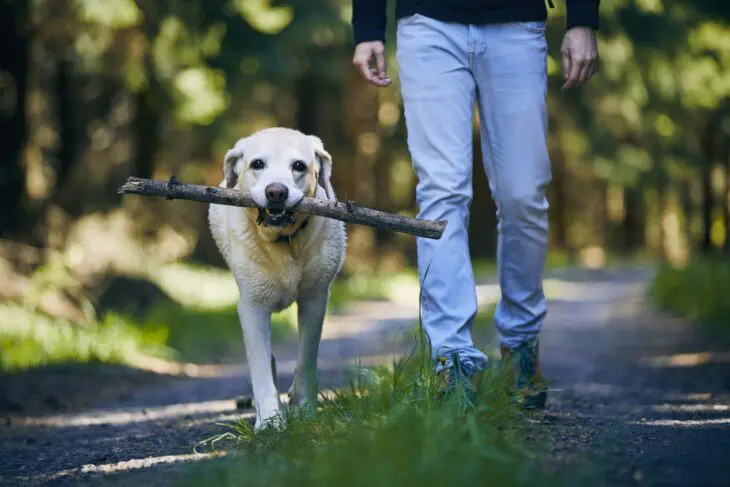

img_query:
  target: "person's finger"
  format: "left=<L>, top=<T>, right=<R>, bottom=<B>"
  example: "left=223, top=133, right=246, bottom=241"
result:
left=576, top=57, right=592, bottom=86
left=561, top=47, right=571, bottom=83
left=562, top=52, right=583, bottom=90
left=353, top=49, right=391, bottom=87
left=584, top=62, right=597, bottom=82
left=373, top=48, right=391, bottom=86
left=375, top=49, right=386, bottom=78
left=353, top=52, right=378, bottom=84
left=589, top=56, right=601, bottom=78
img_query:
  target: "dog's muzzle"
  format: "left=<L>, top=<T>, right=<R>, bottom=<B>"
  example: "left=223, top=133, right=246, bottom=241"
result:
left=257, top=183, right=298, bottom=227
left=257, top=207, right=297, bottom=228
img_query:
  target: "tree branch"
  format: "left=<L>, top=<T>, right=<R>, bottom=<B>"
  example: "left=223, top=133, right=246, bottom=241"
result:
left=118, top=176, right=446, bottom=240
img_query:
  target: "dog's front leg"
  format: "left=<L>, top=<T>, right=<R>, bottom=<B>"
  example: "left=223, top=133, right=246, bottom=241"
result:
left=289, top=289, right=329, bottom=409
left=237, top=299, right=281, bottom=430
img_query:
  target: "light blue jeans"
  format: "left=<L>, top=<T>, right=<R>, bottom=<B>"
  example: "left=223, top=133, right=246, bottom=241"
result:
left=396, top=13, right=551, bottom=372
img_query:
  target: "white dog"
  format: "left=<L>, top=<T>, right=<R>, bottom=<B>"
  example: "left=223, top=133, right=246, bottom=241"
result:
left=208, top=127, right=346, bottom=429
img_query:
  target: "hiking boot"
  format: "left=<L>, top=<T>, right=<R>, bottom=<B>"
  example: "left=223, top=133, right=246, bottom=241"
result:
left=500, top=342, right=547, bottom=410
left=436, top=352, right=478, bottom=405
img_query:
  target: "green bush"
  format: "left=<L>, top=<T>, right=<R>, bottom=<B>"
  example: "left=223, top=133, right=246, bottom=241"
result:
left=139, top=302, right=297, bottom=363
left=0, top=303, right=172, bottom=371
left=649, top=258, right=730, bottom=337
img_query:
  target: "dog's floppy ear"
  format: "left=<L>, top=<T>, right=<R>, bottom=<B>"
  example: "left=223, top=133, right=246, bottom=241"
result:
left=223, top=145, right=244, bottom=189
left=310, top=135, right=335, bottom=201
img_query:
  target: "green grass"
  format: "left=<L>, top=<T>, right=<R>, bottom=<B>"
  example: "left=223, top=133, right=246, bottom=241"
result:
left=328, top=273, right=394, bottom=312
left=405, top=303, right=496, bottom=345
left=0, top=303, right=173, bottom=371
left=138, top=303, right=297, bottom=364
left=136, top=272, right=399, bottom=364
left=472, top=251, right=575, bottom=277
left=0, top=264, right=405, bottom=371
left=182, top=337, right=566, bottom=487
left=474, top=302, right=497, bottom=331
left=650, top=257, right=730, bottom=338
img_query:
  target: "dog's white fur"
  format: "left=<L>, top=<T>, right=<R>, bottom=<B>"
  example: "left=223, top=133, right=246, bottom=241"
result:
left=208, top=127, right=346, bottom=429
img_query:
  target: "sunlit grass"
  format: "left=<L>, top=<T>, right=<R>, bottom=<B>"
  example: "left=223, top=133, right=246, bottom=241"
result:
left=0, top=262, right=406, bottom=370
left=473, top=249, right=654, bottom=279
left=182, top=335, right=563, bottom=487
left=474, top=302, right=497, bottom=331
left=328, top=272, right=401, bottom=312
left=152, top=262, right=400, bottom=313
left=473, top=251, right=577, bottom=278
left=0, top=303, right=172, bottom=371
left=139, top=266, right=401, bottom=363
left=139, top=302, right=296, bottom=364
left=650, top=257, right=730, bottom=338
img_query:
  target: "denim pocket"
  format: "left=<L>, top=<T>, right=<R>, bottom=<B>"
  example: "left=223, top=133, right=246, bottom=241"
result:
left=516, top=20, right=546, bottom=33
left=397, top=13, right=421, bottom=28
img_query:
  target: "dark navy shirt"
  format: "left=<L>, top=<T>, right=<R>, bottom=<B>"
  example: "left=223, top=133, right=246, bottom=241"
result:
left=352, top=0, right=600, bottom=45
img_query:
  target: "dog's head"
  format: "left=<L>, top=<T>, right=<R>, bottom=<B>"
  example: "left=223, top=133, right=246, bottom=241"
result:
left=223, top=127, right=335, bottom=228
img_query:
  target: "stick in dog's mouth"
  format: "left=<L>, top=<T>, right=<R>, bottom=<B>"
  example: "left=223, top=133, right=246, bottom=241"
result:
left=257, top=207, right=297, bottom=227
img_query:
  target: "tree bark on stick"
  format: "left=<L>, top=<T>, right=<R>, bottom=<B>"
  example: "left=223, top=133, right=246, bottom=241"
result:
left=118, top=177, right=447, bottom=240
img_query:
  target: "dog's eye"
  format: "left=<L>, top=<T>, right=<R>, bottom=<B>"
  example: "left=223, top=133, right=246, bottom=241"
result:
left=250, top=159, right=265, bottom=170
left=292, top=160, right=307, bottom=173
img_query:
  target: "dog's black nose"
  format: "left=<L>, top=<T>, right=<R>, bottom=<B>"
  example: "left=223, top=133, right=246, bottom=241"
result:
left=265, top=183, right=289, bottom=204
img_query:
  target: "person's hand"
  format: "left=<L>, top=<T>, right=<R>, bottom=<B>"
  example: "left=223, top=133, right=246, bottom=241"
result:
left=352, top=41, right=391, bottom=87
left=560, top=26, right=599, bottom=90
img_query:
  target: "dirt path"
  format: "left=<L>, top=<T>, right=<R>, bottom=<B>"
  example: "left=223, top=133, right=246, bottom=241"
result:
left=531, top=267, right=730, bottom=486
left=1, top=267, right=729, bottom=486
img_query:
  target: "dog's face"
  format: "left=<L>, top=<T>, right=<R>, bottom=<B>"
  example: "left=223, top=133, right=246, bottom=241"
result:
left=223, top=128, right=334, bottom=228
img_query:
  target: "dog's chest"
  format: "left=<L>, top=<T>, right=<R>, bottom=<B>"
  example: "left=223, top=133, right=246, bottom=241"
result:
left=267, top=257, right=302, bottom=308
left=249, top=250, right=306, bottom=310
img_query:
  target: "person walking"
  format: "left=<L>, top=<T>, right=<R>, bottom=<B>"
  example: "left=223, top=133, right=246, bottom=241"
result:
left=351, top=0, right=600, bottom=408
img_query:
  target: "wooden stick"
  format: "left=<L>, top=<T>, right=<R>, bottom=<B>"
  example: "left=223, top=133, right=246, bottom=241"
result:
left=118, top=176, right=446, bottom=240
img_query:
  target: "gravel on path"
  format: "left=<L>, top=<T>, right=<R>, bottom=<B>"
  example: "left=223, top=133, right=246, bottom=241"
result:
left=1, top=267, right=729, bottom=486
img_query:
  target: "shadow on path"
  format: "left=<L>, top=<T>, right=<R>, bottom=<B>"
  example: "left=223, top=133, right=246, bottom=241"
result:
left=1, top=267, right=729, bottom=486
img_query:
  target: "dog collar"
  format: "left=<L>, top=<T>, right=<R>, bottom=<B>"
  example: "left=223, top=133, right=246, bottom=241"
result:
left=275, top=217, right=309, bottom=245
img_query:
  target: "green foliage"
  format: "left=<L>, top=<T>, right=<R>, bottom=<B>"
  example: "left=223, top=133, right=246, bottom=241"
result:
left=232, top=0, right=294, bottom=34
left=649, top=258, right=730, bottom=338
left=184, top=342, right=561, bottom=487
left=139, top=302, right=296, bottom=364
left=0, top=303, right=172, bottom=371
left=554, top=1, right=730, bottom=189
left=473, top=302, right=497, bottom=331
left=0, top=260, right=404, bottom=371
left=328, top=273, right=395, bottom=312
left=76, top=0, right=142, bottom=28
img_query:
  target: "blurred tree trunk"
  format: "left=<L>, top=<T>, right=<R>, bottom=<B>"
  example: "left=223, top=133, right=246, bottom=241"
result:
left=700, top=101, right=729, bottom=254
left=54, top=59, right=78, bottom=191
left=600, top=183, right=616, bottom=252
left=678, top=182, right=694, bottom=255
left=0, top=0, right=29, bottom=238
left=700, top=161, right=713, bottom=254
left=132, top=83, right=162, bottom=179
left=720, top=103, right=730, bottom=254
left=373, top=150, right=393, bottom=250
left=295, top=70, right=318, bottom=137
left=623, top=186, right=645, bottom=253
left=132, top=0, right=163, bottom=180
left=723, top=144, right=730, bottom=254
left=343, top=69, right=380, bottom=268
left=549, top=153, right=569, bottom=251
